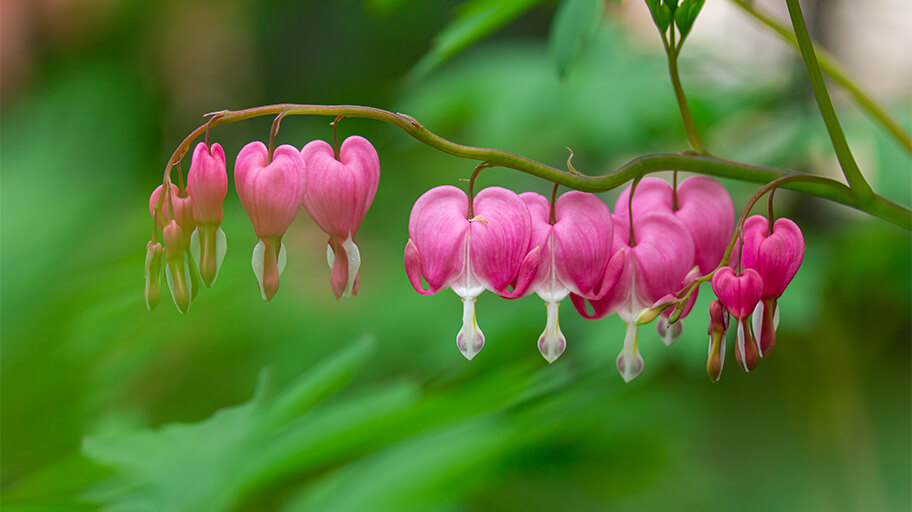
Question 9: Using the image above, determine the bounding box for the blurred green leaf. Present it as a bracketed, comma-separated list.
[548, 0, 604, 79]
[644, 0, 672, 33]
[409, 0, 546, 80]
[674, 0, 705, 39]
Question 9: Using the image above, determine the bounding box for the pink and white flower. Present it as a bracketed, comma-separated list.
[520, 191, 618, 362]
[187, 142, 228, 287]
[301, 136, 380, 299]
[404, 186, 541, 360]
[235, 141, 306, 301]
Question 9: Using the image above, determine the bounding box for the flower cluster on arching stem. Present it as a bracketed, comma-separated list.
[145, 134, 380, 312]
[404, 175, 804, 382]
[145, 122, 805, 384]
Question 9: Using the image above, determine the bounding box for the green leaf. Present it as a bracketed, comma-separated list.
[674, 0, 705, 39]
[548, 0, 605, 79]
[644, 0, 672, 32]
[409, 0, 547, 80]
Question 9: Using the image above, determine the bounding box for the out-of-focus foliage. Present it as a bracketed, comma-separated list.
[1, 1, 909, 511]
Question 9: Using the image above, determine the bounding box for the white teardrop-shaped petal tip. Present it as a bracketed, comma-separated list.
[456, 296, 484, 360]
[538, 301, 566, 363]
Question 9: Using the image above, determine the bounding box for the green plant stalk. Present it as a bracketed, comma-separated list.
[156, 104, 910, 229]
[785, 0, 874, 201]
[730, 0, 912, 155]
[662, 24, 708, 156]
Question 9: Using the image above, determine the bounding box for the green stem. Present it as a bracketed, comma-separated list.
[730, 0, 912, 155]
[667, 49, 708, 155]
[156, 104, 910, 229]
[785, 0, 874, 201]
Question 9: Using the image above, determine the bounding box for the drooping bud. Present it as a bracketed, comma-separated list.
[162, 220, 192, 313]
[149, 183, 195, 246]
[187, 142, 229, 287]
[235, 141, 305, 301]
[301, 136, 380, 299]
[741, 215, 804, 357]
[144, 241, 163, 311]
[706, 299, 729, 382]
[711, 267, 762, 372]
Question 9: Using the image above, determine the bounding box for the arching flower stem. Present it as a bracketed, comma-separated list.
[151, 104, 910, 230]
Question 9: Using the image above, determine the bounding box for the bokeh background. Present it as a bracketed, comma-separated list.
[2, 0, 910, 510]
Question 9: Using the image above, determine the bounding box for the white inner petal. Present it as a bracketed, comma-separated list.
[456, 296, 485, 360]
[617, 322, 643, 382]
[341, 236, 360, 298]
[190, 228, 201, 269]
[214, 227, 227, 284]
[538, 300, 566, 363]
[252, 240, 266, 301]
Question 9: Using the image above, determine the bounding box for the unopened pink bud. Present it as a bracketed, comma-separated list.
[149, 183, 195, 245]
[235, 141, 305, 301]
[301, 136, 380, 299]
[188, 142, 228, 225]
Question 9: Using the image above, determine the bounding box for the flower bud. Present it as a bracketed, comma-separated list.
[188, 142, 229, 287]
[144, 241, 163, 311]
[149, 183, 195, 246]
[711, 267, 762, 372]
[706, 299, 729, 382]
[301, 136, 380, 299]
[162, 220, 192, 313]
[235, 141, 305, 301]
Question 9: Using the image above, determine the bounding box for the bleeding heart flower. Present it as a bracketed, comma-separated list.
[520, 191, 617, 362]
[571, 207, 695, 382]
[187, 142, 228, 287]
[711, 266, 763, 372]
[404, 185, 541, 360]
[741, 215, 804, 357]
[235, 141, 306, 301]
[301, 136, 380, 299]
[614, 176, 730, 346]
[614, 176, 734, 274]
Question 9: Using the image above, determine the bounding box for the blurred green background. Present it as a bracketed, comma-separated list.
[2, 1, 910, 511]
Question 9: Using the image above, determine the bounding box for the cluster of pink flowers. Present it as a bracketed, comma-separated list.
[404, 176, 804, 382]
[144, 130, 804, 383]
[145, 136, 380, 312]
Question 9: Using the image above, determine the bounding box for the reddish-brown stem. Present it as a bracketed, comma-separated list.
[267, 112, 287, 164]
[549, 183, 560, 225]
[332, 116, 344, 161]
[466, 162, 490, 219]
[628, 177, 642, 246]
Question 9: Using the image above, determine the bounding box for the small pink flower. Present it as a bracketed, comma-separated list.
[520, 191, 616, 362]
[235, 141, 306, 301]
[711, 266, 763, 372]
[741, 215, 804, 357]
[301, 136, 380, 299]
[572, 209, 695, 382]
[187, 142, 228, 287]
[404, 185, 541, 360]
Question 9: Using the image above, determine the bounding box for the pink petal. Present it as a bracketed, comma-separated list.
[247, 144, 305, 238]
[629, 212, 695, 305]
[711, 267, 763, 319]
[552, 191, 614, 298]
[469, 187, 535, 297]
[187, 142, 228, 225]
[742, 215, 804, 298]
[301, 136, 380, 239]
[406, 186, 470, 294]
[519, 192, 554, 293]
[613, 178, 674, 221]
[675, 177, 734, 274]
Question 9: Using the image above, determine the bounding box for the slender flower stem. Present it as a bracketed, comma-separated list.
[332, 115, 344, 160]
[155, 104, 911, 229]
[267, 112, 287, 164]
[729, 0, 912, 155]
[628, 177, 641, 246]
[466, 162, 491, 219]
[786, 0, 873, 201]
[666, 46, 708, 155]
[549, 183, 560, 225]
